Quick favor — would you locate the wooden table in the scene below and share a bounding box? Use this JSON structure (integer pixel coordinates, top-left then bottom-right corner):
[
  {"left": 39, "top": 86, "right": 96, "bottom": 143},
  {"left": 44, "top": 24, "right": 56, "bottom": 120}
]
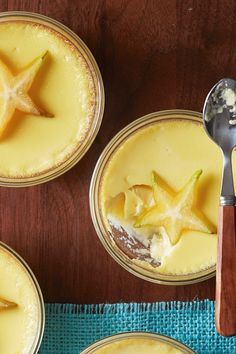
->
[{"left": 0, "top": 0, "right": 234, "bottom": 304}]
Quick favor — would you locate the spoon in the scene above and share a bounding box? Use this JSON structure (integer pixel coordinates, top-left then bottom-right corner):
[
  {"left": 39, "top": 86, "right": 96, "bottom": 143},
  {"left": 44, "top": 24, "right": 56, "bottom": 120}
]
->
[{"left": 203, "top": 78, "right": 236, "bottom": 336}]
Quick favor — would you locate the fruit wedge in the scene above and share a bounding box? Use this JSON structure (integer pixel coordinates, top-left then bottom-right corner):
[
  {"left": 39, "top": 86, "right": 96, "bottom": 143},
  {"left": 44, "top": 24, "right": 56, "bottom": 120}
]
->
[
  {"left": 0, "top": 51, "right": 52, "bottom": 136},
  {"left": 124, "top": 185, "right": 154, "bottom": 219},
  {"left": 135, "top": 170, "right": 215, "bottom": 245},
  {"left": 129, "top": 184, "right": 154, "bottom": 208},
  {"left": 107, "top": 193, "right": 125, "bottom": 220},
  {"left": 124, "top": 189, "right": 143, "bottom": 219},
  {"left": 0, "top": 297, "right": 17, "bottom": 311},
  {"left": 107, "top": 185, "right": 154, "bottom": 220}
]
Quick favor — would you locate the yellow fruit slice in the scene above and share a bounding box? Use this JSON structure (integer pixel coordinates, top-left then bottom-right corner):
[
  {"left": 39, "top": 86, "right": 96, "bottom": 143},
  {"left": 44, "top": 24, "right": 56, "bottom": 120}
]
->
[
  {"left": 124, "top": 189, "right": 143, "bottom": 219},
  {"left": 135, "top": 170, "right": 215, "bottom": 245},
  {"left": 125, "top": 185, "right": 154, "bottom": 219},
  {"left": 152, "top": 172, "right": 174, "bottom": 208},
  {"left": 175, "top": 169, "right": 202, "bottom": 206},
  {"left": 129, "top": 184, "right": 154, "bottom": 208},
  {"left": 0, "top": 297, "right": 17, "bottom": 311},
  {"left": 0, "top": 51, "right": 52, "bottom": 136},
  {"left": 107, "top": 193, "right": 125, "bottom": 220},
  {"left": 107, "top": 185, "right": 154, "bottom": 220}
]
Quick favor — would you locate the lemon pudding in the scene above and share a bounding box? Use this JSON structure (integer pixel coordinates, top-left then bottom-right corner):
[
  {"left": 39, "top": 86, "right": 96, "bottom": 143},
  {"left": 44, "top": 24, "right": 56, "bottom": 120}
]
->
[
  {"left": 0, "top": 243, "right": 44, "bottom": 354},
  {"left": 91, "top": 111, "right": 227, "bottom": 282},
  {"left": 81, "top": 333, "right": 194, "bottom": 354},
  {"left": 90, "top": 338, "right": 185, "bottom": 354},
  {"left": 0, "top": 13, "right": 103, "bottom": 183}
]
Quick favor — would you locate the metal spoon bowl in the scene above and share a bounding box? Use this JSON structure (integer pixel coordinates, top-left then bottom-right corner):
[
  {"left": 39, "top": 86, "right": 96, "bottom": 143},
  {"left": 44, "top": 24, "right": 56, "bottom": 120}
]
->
[{"left": 204, "top": 78, "right": 236, "bottom": 205}]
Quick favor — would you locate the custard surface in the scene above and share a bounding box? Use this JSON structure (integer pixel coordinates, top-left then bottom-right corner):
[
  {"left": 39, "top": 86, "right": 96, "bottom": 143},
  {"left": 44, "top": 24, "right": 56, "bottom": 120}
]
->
[
  {"left": 0, "top": 246, "right": 40, "bottom": 354},
  {"left": 100, "top": 119, "right": 227, "bottom": 275},
  {"left": 0, "top": 20, "right": 95, "bottom": 178},
  {"left": 93, "top": 338, "right": 184, "bottom": 354}
]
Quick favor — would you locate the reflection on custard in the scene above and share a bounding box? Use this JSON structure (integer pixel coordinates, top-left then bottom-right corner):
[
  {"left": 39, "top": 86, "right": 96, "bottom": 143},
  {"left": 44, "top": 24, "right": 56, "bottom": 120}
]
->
[{"left": 100, "top": 119, "right": 229, "bottom": 275}]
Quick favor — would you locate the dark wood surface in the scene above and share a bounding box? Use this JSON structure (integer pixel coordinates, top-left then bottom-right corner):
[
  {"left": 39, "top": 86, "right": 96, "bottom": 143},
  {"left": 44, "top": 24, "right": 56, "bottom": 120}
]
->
[
  {"left": 0, "top": 0, "right": 235, "bottom": 304},
  {"left": 216, "top": 206, "right": 236, "bottom": 336}
]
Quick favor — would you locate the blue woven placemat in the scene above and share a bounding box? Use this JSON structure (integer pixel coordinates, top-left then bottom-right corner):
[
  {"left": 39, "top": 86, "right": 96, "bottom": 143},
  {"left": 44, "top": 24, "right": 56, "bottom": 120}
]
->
[{"left": 39, "top": 300, "right": 236, "bottom": 354}]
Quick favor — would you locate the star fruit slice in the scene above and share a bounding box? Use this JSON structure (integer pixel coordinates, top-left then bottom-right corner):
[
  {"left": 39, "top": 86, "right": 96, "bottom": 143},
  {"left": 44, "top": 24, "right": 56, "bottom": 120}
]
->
[
  {"left": 135, "top": 170, "right": 215, "bottom": 245},
  {"left": 0, "top": 51, "right": 49, "bottom": 136},
  {"left": 0, "top": 297, "right": 17, "bottom": 311}
]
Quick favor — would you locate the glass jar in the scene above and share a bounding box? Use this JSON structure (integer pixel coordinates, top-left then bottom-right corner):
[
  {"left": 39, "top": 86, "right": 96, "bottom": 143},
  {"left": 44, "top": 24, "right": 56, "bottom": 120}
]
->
[
  {"left": 0, "top": 11, "right": 104, "bottom": 187},
  {"left": 90, "top": 109, "right": 217, "bottom": 285},
  {"left": 0, "top": 241, "right": 45, "bottom": 353},
  {"left": 81, "top": 332, "right": 195, "bottom": 354}
]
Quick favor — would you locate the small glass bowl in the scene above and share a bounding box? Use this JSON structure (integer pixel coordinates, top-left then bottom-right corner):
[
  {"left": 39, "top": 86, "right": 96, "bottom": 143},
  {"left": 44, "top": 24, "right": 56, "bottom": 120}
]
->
[
  {"left": 0, "top": 241, "right": 45, "bottom": 353},
  {"left": 81, "top": 332, "right": 195, "bottom": 354},
  {"left": 90, "top": 109, "right": 216, "bottom": 285},
  {"left": 0, "top": 11, "right": 104, "bottom": 187}
]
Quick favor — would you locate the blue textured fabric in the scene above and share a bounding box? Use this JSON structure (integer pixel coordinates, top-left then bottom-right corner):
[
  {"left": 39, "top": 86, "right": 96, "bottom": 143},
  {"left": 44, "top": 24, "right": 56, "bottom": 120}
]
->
[{"left": 39, "top": 300, "right": 236, "bottom": 354}]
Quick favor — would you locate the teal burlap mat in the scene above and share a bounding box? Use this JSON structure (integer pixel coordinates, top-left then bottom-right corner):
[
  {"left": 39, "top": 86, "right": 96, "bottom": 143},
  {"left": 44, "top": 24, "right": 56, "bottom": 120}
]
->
[{"left": 39, "top": 300, "right": 236, "bottom": 354}]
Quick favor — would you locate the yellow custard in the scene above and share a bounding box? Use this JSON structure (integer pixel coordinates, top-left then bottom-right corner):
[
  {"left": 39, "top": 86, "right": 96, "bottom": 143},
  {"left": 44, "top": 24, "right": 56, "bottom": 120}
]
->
[
  {"left": 100, "top": 118, "right": 231, "bottom": 276},
  {"left": 0, "top": 19, "right": 97, "bottom": 179},
  {"left": 0, "top": 245, "right": 42, "bottom": 354},
  {"left": 91, "top": 338, "right": 184, "bottom": 354}
]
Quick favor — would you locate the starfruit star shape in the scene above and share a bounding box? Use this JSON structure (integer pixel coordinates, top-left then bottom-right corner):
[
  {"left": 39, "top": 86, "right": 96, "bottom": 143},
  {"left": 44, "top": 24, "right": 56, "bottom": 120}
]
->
[
  {"left": 0, "top": 297, "right": 17, "bottom": 311},
  {"left": 135, "top": 170, "right": 215, "bottom": 245},
  {"left": 0, "top": 51, "right": 52, "bottom": 136}
]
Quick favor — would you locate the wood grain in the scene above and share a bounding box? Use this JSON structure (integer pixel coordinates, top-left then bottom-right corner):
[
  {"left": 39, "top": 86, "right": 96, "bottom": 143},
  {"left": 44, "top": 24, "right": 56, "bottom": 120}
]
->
[
  {"left": 216, "top": 206, "right": 236, "bottom": 336},
  {"left": 0, "top": 0, "right": 235, "bottom": 303}
]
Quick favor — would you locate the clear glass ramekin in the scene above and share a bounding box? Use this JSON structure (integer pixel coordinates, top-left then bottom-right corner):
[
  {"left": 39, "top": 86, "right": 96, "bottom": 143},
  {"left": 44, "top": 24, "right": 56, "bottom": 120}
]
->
[
  {"left": 0, "top": 241, "right": 45, "bottom": 353},
  {"left": 0, "top": 11, "right": 104, "bottom": 187},
  {"left": 90, "top": 109, "right": 216, "bottom": 285},
  {"left": 81, "top": 332, "right": 195, "bottom": 354}
]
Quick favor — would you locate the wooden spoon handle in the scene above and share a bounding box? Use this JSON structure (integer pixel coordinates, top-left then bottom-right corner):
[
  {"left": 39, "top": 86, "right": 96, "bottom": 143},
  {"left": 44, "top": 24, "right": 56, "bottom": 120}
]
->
[{"left": 216, "top": 205, "right": 236, "bottom": 336}]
